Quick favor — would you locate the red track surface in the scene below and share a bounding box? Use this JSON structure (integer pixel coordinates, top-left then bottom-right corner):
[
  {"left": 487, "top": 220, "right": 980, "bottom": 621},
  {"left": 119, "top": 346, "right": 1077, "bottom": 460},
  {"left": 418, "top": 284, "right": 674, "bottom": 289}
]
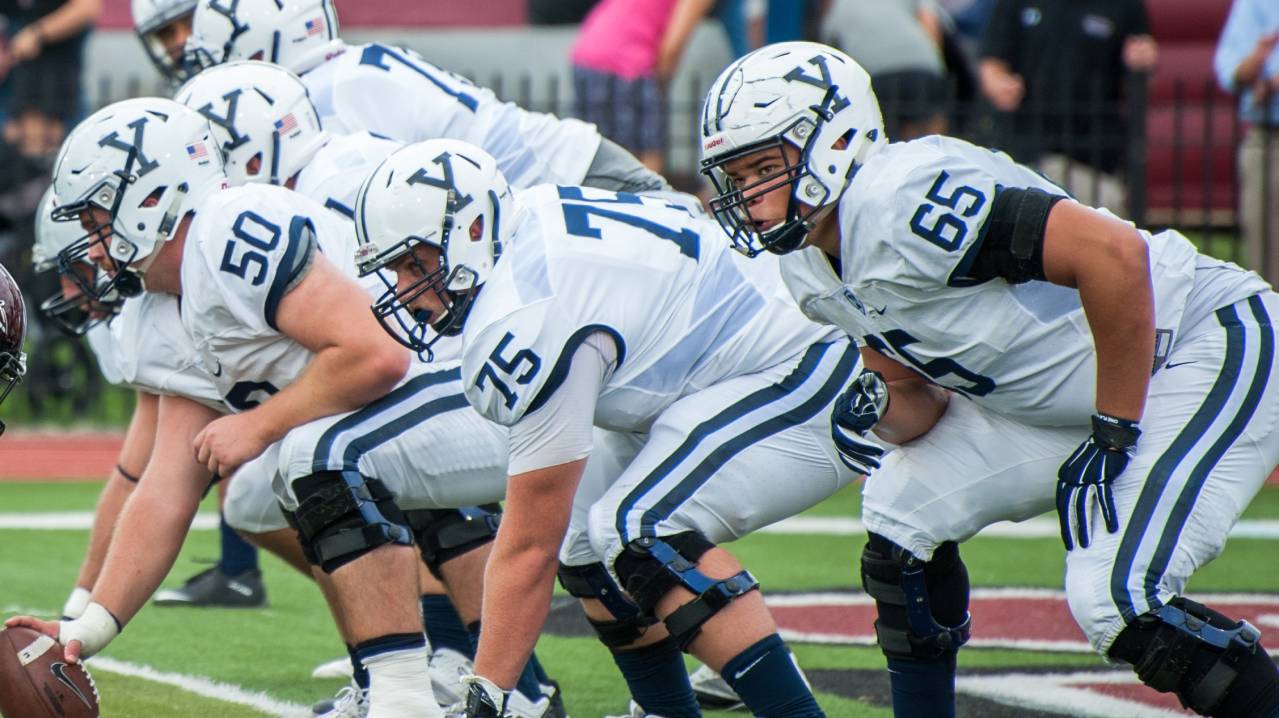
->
[{"left": 0, "top": 432, "right": 123, "bottom": 481}]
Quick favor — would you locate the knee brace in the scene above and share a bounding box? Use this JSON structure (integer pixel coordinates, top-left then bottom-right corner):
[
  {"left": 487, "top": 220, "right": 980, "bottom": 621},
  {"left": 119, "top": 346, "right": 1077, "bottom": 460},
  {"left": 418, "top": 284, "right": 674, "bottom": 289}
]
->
[
  {"left": 860, "top": 534, "right": 971, "bottom": 661},
  {"left": 286, "top": 471, "right": 413, "bottom": 573},
  {"left": 557, "top": 562, "right": 656, "bottom": 648},
  {"left": 405, "top": 504, "right": 502, "bottom": 578},
  {"left": 1108, "top": 597, "right": 1268, "bottom": 715},
  {"left": 613, "top": 532, "right": 759, "bottom": 651}
]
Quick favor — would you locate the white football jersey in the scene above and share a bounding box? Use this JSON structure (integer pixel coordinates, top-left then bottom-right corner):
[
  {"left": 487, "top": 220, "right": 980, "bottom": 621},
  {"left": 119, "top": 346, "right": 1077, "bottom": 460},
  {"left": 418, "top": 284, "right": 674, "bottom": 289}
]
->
[
  {"left": 109, "top": 293, "right": 225, "bottom": 410},
  {"left": 794, "top": 135, "right": 1265, "bottom": 426},
  {"left": 85, "top": 322, "right": 125, "bottom": 387},
  {"left": 302, "top": 42, "right": 600, "bottom": 190},
  {"left": 293, "top": 131, "right": 400, "bottom": 220},
  {"left": 179, "top": 185, "right": 358, "bottom": 411},
  {"left": 462, "top": 185, "right": 837, "bottom": 432}
]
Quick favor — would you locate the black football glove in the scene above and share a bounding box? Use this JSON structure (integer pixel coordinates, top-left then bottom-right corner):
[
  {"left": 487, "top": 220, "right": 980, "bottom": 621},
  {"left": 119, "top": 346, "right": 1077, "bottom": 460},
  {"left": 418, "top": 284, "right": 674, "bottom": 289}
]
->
[{"left": 1056, "top": 413, "right": 1141, "bottom": 551}]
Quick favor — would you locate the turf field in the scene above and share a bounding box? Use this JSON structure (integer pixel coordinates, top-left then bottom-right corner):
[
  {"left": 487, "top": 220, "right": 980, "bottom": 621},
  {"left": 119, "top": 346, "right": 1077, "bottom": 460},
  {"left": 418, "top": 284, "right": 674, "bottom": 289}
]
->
[{"left": 2, "top": 479, "right": 1278, "bottom": 717}]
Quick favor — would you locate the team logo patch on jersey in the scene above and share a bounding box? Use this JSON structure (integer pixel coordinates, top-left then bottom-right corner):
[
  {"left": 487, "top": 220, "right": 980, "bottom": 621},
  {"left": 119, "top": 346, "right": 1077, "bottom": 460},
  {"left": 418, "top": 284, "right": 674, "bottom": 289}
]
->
[{"left": 841, "top": 288, "right": 866, "bottom": 316}]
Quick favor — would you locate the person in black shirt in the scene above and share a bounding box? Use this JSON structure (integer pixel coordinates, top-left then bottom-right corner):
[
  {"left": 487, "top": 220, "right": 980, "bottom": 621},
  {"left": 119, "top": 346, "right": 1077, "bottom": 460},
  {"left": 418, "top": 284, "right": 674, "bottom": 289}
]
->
[{"left": 979, "top": 0, "right": 1157, "bottom": 216}]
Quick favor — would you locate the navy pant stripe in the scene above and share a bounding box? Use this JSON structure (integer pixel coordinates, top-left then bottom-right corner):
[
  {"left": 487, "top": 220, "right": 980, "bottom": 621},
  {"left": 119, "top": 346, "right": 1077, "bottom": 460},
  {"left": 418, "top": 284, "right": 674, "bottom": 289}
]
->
[
  {"left": 311, "top": 366, "right": 462, "bottom": 473},
  {"left": 1141, "top": 295, "right": 1274, "bottom": 608},
  {"left": 1110, "top": 304, "right": 1247, "bottom": 621},
  {"left": 340, "top": 393, "right": 471, "bottom": 471}
]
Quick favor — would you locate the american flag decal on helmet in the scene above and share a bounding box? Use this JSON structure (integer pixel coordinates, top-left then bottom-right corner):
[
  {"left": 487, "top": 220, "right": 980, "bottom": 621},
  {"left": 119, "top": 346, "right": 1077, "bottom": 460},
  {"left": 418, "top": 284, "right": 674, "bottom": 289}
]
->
[
  {"left": 305, "top": 18, "right": 324, "bottom": 37},
  {"left": 275, "top": 113, "right": 299, "bottom": 135},
  {"left": 186, "top": 141, "right": 210, "bottom": 164}
]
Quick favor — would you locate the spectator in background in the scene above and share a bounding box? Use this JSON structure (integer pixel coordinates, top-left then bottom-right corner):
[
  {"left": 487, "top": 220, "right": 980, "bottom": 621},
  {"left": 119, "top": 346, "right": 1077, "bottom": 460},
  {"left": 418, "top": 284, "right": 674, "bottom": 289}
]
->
[
  {"left": 528, "top": 0, "right": 600, "bottom": 25},
  {"left": 938, "top": 0, "right": 996, "bottom": 60},
  {"left": 821, "top": 0, "right": 950, "bottom": 140},
  {"left": 979, "top": 0, "right": 1157, "bottom": 216},
  {"left": 0, "top": 0, "right": 100, "bottom": 158},
  {"left": 1214, "top": 0, "right": 1279, "bottom": 287},
  {"left": 571, "top": 0, "right": 714, "bottom": 174}
]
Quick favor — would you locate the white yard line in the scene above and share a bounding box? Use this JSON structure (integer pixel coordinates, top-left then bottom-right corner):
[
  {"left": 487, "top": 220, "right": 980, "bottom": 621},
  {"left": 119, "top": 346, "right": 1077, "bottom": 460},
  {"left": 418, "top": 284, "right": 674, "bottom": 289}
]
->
[
  {"left": 86, "top": 656, "right": 310, "bottom": 718},
  {"left": 0, "top": 512, "right": 221, "bottom": 530},
  {"left": 957, "top": 670, "right": 1194, "bottom": 717}
]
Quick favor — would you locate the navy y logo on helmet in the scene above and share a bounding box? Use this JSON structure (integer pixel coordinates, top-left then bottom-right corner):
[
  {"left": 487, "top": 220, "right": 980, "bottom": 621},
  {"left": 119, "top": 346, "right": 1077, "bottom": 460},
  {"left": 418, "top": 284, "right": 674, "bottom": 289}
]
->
[
  {"left": 98, "top": 118, "right": 160, "bottom": 177},
  {"left": 193, "top": 88, "right": 251, "bottom": 151},
  {"left": 783, "top": 55, "right": 851, "bottom": 114},
  {"left": 407, "top": 151, "right": 476, "bottom": 214}
]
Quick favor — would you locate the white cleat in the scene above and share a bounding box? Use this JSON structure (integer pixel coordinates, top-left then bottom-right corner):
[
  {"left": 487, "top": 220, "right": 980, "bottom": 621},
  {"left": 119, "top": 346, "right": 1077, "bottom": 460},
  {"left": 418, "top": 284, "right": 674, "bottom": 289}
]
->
[
  {"left": 604, "top": 700, "right": 666, "bottom": 718},
  {"left": 312, "top": 656, "right": 355, "bottom": 680},
  {"left": 315, "top": 685, "right": 369, "bottom": 718},
  {"left": 427, "top": 647, "right": 473, "bottom": 707},
  {"left": 689, "top": 663, "right": 746, "bottom": 711}
]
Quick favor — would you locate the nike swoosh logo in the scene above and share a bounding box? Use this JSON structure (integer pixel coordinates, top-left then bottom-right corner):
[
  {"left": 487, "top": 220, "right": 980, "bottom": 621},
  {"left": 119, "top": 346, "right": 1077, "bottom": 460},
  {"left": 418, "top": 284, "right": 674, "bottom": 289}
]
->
[
  {"left": 211, "top": 361, "right": 223, "bottom": 377},
  {"left": 1163, "top": 361, "right": 1195, "bottom": 369},
  {"left": 51, "top": 662, "right": 94, "bottom": 709},
  {"left": 227, "top": 582, "right": 254, "bottom": 597},
  {"left": 732, "top": 654, "right": 768, "bottom": 681}
]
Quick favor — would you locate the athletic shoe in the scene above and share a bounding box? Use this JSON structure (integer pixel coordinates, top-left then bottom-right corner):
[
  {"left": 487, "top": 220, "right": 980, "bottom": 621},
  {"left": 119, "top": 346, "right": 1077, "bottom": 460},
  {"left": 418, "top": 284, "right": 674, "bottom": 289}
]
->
[
  {"left": 542, "top": 680, "right": 567, "bottom": 718},
  {"left": 313, "top": 685, "right": 368, "bottom": 718},
  {"left": 604, "top": 700, "right": 666, "bottom": 718},
  {"left": 689, "top": 663, "right": 745, "bottom": 711},
  {"left": 427, "top": 647, "right": 472, "bottom": 706},
  {"left": 312, "top": 656, "right": 355, "bottom": 680},
  {"left": 152, "top": 566, "right": 267, "bottom": 608}
]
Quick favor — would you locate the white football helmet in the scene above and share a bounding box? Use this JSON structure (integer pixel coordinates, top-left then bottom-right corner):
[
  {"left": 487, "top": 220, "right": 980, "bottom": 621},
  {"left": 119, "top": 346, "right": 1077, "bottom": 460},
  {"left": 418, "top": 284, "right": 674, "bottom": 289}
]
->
[
  {"left": 185, "top": 0, "right": 341, "bottom": 75},
  {"left": 176, "top": 60, "right": 327, "bottom": 186},
  {"left": 51, "top": 97, "right": 226, "bottom": 300},
  {"left": 32, "top": 187, "right": 123, "bottom": 336},
  {"left": 353, "top": 139, "right": 513, "bottom": 356},
  {"left": 132, "top": 0, "right": 199, "bottom": 82},
  {"left": 699, "top": 41, "right": 885, "bottom": 256}
]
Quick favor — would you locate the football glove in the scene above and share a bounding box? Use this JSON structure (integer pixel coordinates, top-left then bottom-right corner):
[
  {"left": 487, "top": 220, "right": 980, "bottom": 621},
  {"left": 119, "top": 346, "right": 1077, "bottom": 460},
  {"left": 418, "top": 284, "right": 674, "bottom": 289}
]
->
[
  {"left": 1056, "top": 414, "right": 1141, "bottom": 551},
  {"left": 831, "top": 369, "right": 889, "bottom": 475},
  {"left": 459, "top": 675, "right": 509, "bottom": 717}
]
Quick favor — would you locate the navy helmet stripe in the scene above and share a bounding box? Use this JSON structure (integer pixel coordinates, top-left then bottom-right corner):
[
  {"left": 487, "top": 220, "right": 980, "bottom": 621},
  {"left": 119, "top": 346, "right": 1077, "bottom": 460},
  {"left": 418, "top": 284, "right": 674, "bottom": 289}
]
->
[
  {"left": 1110, "top": 303, "right": 1247, "bottom": 620},
  {"left": 311, "top": 366, "right": 461, "bottom": 472},
  {"left": 611, "top": 340, "right": 842, "bottom": 543},
  {"left": 1140, "top": 295, "right": 1274, "bottom": 608},
  {"left": 637, "top": 341, "right": 857, "bottom": 537}
]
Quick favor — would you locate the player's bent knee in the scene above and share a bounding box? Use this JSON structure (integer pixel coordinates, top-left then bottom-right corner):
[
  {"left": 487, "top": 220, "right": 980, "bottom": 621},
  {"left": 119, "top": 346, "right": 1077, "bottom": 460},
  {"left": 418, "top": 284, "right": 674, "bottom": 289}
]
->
[
  {"left": 612, "top": 532, "right": 759, "bottom": 651},
  {"left": 860, "top": 533, "right": 971, "bottom": 661},
  {"left": 405, "top": 504, "right": 501, "bottom": 579},
  {"left": 1108, "top": 596, "right": 1277, "bottom": 716},
  {"left": 284, "top": 470, "right": 414, "bottom": 573},
  {"left": 558, "top": 561, "right": 657, "bottom": 648}
]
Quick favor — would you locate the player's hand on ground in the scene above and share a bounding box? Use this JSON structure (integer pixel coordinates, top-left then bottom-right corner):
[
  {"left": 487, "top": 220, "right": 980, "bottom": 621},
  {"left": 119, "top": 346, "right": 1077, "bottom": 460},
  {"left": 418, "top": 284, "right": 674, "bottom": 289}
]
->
[
  {"left": 831, "top": 369, "right": 889, "bottom": 475},
  {"left": 3, "top": 616, "right": 79, "bottom": 663},
  {"left": 193, "top": 413, "right": 270, "bottom": 478},
  {"left": 459, "top": 675, "right": 509, "bottom": 717},
  {"left": 1056, "top": 414, "right": 1141, "bottom": 550}
]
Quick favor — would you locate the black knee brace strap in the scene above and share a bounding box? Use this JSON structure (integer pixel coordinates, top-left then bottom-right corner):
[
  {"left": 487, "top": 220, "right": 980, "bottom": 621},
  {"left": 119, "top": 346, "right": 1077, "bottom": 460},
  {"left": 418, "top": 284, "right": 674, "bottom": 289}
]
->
[
  {"left": 1109, "top": 597, "right": 1263, "bottom": 714},
  {"left": 614, "top": 533, "right": 759, "bottom": 651},
  {"left": 405, "top": 504, "right": 502, "bottom": 577},
  {"left": 290, "top": 471, "right": 413, "bottom": 573},
  {"left": 558, "top": 562, "right": 656, "bottom": 647},
  {"left": 861, "top": 535, "right": 971, "bottom": 660}
]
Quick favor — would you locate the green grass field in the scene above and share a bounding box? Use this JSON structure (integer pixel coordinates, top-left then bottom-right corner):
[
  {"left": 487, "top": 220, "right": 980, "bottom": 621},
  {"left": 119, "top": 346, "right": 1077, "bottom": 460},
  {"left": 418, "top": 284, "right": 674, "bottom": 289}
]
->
[{"left": 2, "top": 480, "right": 1277, "bottom": 717}]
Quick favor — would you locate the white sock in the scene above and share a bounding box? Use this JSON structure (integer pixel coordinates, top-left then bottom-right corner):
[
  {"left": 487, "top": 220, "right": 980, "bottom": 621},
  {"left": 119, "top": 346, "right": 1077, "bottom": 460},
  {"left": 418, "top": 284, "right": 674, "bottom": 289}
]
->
[{"left": 363, "top": 644, "right": 443, "bottom": 718}]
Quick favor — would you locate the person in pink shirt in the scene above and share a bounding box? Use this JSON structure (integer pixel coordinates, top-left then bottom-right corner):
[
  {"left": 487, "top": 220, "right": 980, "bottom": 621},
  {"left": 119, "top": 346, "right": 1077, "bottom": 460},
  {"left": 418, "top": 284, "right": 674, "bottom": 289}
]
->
[{"left": 571, "top": 0, "right": 713, "bottom": 173}]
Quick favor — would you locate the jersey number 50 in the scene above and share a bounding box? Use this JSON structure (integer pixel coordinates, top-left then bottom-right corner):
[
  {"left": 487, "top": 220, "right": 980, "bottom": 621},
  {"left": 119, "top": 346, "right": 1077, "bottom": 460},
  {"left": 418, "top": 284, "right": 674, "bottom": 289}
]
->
[{"left": 219, "top": 211, "right": 280, "bottom": 286}]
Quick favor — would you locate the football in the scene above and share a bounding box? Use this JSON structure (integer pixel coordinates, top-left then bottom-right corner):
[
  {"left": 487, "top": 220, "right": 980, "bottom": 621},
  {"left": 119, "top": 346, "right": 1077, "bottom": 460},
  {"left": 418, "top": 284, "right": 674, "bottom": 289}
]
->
[{"left": 0, "top": 626, "right": 99, "bottom": 718}]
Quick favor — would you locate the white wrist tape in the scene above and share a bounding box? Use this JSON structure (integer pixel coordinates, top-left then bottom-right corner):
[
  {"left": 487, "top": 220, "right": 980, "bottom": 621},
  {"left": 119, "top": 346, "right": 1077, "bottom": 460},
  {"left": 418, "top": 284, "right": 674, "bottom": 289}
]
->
[
  {"left": 61, "top": 587, "right": 92, "bottom": 620},
  {"left": 59, "top": 602, "right": 121, "bottom": 659}
]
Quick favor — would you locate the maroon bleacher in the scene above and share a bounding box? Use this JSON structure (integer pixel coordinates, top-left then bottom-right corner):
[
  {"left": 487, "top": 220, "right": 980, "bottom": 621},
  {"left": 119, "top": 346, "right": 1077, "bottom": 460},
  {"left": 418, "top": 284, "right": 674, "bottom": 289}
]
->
[{"left": 1143, "top": 0, "right": 1239, "bottom": 227}]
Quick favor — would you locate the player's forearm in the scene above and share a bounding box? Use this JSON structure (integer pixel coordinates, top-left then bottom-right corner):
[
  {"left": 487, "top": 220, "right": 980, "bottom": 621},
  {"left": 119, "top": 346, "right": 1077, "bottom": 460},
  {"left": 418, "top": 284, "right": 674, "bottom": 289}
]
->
[
  {"left": 90, "top": 477, "right": 204, "bottom": 625},
  {"left": 246, "top": 346, "right": 406, "bottom": 445},
  {"left": 874, "top": 379, "right": 949, "bottom": 444},
  {"left": 473, "top": 531, "right": 560, "bottom": 689},
  {"left": 73, "top": 471, "right": 134, "bottom": 590},
  {"left": 1077, "top": 245, "right": 1154, "bottom": 422},
  {"left": 29, "top": 0, "right": 101, "bottom": 44}
]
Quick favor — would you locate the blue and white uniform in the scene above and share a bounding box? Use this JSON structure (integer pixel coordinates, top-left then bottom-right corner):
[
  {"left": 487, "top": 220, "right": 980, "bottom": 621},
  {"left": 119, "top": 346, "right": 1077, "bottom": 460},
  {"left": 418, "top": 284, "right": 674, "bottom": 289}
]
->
[
  {"left": 302, "top": 43, "right": 600, "bottom": 190},
  {"left": 178, "top": 186, "right": 510, "bottom": 531},
  {"left": 459, "top": 185, "right": 864, "bottom": 568},
  {"left": 782, "top": 135, "right": 1279, "bottom": 652}
]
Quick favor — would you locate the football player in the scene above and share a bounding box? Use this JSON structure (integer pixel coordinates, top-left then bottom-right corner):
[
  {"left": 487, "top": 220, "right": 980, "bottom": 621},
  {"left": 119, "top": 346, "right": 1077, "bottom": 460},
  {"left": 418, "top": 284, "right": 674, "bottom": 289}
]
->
[
  {"left": 181, "top": 0, "right": 686, "bottom": 200},
  {"left": 175, "top": 61, "right": 564, "bottom": 717},
  {"left": 0, "top": 261, "right": 26, "bottom": 438},
  {"left": 354, "top": 138, "right": 886, "bottom": 718},
  {"left": 132, "top": 0, "right": 198, "bottom": 83},
  {"left": 699, "top": 42, "right": 1279, "bottom": 718}
]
